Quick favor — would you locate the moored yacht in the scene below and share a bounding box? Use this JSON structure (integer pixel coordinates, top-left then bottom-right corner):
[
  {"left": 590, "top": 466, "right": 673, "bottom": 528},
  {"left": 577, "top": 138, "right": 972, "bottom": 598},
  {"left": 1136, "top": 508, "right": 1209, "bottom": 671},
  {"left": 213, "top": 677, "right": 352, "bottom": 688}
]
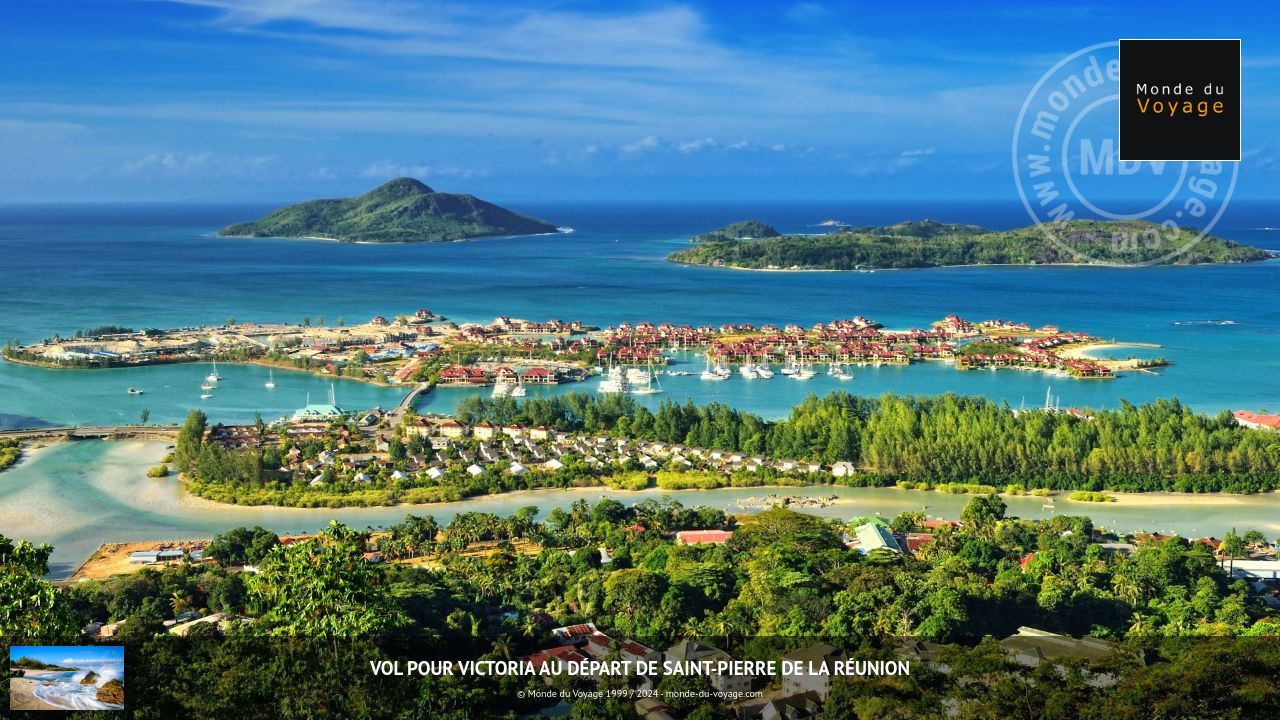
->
[
  {"left": 700, "top": 355, "right": 730, "bottom": 381},
  {"left": 597, "top": 366, "right": 629, "bottom": 393}
]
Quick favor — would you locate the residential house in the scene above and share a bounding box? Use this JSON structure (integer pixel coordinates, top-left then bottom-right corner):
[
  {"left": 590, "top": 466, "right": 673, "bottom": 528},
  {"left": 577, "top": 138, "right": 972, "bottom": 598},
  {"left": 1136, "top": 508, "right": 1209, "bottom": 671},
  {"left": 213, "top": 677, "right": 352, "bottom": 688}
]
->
[
  {"left": 664, "top": 639, "right": 753, "bottom": 695},
  {"left": 781, "top": 643, "right": 849, "bottom": 700}
]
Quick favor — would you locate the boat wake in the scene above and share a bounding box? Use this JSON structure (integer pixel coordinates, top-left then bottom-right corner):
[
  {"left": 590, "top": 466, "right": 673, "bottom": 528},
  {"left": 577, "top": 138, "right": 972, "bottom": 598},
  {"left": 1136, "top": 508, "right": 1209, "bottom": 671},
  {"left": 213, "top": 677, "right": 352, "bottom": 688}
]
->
[{"left": 1171, "top": 320, "right": 1239, "bottom": 327}]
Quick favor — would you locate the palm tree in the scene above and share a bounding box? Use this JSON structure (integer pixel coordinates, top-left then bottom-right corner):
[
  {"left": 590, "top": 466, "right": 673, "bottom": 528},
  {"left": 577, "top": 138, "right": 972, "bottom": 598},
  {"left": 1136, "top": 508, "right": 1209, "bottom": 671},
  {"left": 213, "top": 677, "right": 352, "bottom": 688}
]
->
[
  {"left": 170, "top": 592, "right": 191, "bottom": 616},
  {"left": 490, "top": 635, "right": 513, "bottom": 660}
]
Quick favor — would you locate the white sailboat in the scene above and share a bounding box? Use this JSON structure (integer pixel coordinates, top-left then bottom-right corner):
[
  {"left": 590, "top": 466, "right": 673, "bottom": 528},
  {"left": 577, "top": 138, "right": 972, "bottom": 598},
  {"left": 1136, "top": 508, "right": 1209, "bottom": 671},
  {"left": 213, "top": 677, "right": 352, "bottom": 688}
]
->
[
  {"left": 265, "top": 369, "right": 276, "bottom": 389},
  {"left": 829, "top": 363, "right": 853, "bottom": 381},
  {"left": 510, "top": 371, "right": 527, "bottom": 397},
  {"left": 700, "top": 355, "right": 729, "bottom": 381},
  {"left": 630, "top": 359, "right": 663, "bottom": 394},
  {"left": 754, "top": 357, "right": 774, "bottom": 379},
  {"left": 206, "top": 359, "right": 220, "bottom": 383},
  {"left": 597, "top": 366, "right": 628, "bottom": 393},
  {"left": 492, "top": 378, "right": 514, "bottom": 398},
  {"left": 789, "top": 361, "right": 816, "bottom": 380}
]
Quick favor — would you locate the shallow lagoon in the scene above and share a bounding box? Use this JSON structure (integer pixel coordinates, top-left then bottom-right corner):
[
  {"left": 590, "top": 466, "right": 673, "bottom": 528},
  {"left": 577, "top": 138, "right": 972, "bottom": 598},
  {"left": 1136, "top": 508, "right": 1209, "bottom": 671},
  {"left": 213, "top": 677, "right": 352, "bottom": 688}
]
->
[{"left": 4, "top": 441, "right": 1278, "bottom": 578}]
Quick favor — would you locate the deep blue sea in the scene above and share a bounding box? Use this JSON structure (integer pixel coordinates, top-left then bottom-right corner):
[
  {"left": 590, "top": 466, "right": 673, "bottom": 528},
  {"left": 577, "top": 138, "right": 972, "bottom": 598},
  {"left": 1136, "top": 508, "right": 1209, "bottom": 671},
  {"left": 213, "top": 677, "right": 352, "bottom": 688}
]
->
[{"left": 1, "top": 200, "right": 1278, "bottom": 426}]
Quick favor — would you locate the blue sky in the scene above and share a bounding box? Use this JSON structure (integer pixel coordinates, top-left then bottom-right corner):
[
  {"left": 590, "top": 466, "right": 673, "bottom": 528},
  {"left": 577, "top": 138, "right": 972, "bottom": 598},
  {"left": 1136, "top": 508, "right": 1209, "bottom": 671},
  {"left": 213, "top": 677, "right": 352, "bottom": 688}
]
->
[
  {"left": 1, "top": 0, "right": 1277, "bottom": 202},
  {"left": 10, "top": 645, "right": 124, "bottom": 667}
]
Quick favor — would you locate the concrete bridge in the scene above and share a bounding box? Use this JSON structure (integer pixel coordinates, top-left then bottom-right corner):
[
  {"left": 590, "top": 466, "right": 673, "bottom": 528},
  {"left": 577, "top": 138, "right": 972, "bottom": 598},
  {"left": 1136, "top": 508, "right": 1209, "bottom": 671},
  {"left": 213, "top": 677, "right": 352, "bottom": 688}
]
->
[
  {"left": 390, "top": 382, "right": 431, "bottom": 418},
  {"left": 0, "top": 425, "right": 180, "bottom": 442}
]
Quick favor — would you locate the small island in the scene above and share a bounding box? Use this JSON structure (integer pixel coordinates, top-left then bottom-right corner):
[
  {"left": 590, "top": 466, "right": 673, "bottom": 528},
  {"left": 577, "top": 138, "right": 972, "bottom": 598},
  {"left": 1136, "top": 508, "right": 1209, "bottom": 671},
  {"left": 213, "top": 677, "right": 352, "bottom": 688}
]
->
[
  {"left": 690, "top": 219, "right": 781, "bottom": 243},
  {"left": 670, "top": 219, "right": 1274, "bottom": 269},
  {"left": 219, "top": 177, "right": 558, "bottom": 243}
]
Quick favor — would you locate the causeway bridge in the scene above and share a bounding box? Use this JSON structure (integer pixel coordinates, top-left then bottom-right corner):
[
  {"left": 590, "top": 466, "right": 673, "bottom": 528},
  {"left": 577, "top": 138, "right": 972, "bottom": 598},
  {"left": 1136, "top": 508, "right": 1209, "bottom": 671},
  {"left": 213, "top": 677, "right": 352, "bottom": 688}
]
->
[{"left": 0, "top": 425, "right": 180, "bottom": 442}]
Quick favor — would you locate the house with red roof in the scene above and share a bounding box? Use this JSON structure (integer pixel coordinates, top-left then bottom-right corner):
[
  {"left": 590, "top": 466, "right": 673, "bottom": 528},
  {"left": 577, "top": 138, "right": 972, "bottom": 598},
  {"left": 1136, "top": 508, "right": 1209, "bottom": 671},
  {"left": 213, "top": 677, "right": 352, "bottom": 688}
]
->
[
  {"left": 1234, "top": 410, "right": 1280, "bottom": 431},
  {"left": 675, "top": 529, "right": 734, "bottom": 545}
]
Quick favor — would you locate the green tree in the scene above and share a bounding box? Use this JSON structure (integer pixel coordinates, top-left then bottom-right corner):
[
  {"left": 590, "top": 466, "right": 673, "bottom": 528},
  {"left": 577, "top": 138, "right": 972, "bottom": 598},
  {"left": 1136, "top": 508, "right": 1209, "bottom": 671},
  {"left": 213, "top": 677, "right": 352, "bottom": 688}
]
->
[
  {"left": 0, "top": 534, "right": 79, "bottom": 642},
  {"left": 960, "top": 493, "right": 1006, "bottom": 538},
  {"left": 248, "top": 521, "right": 409, "bottom": 637}
]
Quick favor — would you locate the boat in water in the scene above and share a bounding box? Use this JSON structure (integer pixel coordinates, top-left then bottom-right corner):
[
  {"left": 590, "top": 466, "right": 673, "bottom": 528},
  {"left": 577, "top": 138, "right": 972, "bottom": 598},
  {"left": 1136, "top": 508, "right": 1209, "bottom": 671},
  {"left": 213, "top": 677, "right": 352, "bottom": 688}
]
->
[
  {"left": 829, "top": 364, "right": 854, "bottom": 381},
  {"left": 509, "top": 372, "right": 527, "bottom": 397},
  {"left": 127, "top": 387, "right": 144, "bottom": 395},
  {"left": 265, "top": 369, "right": 275, "bottom": 389},
  {"left": 206, "top": 359, "right": 221, "bottom": 383},
  {"left": 200, "top": 393, "right": 213, "bottom": 399},
  {"left": 629, "top": 359, "right": 663, "bottom": 395},
  {"left": 597, "top": 366, "right": 629, "bottom": 393},
  {"left": 200, "top": 382, "right": 216, "bottom": 391},
  {"left": 789, "top": 361, "right": 816, "bottom": 380},
  {"left": 492, "top": 379, "right": 514, "bottom": 398},
  {"left": 700, "top": 355, "right": 731, "bottom": 381}
]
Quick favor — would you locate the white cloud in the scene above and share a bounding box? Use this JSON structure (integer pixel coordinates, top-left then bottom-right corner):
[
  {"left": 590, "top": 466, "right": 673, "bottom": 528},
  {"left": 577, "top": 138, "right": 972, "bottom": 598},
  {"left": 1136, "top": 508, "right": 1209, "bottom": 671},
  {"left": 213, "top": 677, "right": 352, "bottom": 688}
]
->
[
  {"left": 620, "top": 136, "right": 661, "bottom": 155},
  {"left": 899, "top": 147, "right": 936, "bottom": 157},
  {"left": 116, "top": 151, "right": 276, "bottom": 178},
  {"left": 677, "top": 137, "right": 718, "bottom": 154},
  {"left": 728, "top": 140, "right": 750, "bottom": 150},
  {"left": 359, "top": 161, "right": 484, "bottom": 180},
  {"left": 0, "top": 117, "right": 86, "bottom": 142}
]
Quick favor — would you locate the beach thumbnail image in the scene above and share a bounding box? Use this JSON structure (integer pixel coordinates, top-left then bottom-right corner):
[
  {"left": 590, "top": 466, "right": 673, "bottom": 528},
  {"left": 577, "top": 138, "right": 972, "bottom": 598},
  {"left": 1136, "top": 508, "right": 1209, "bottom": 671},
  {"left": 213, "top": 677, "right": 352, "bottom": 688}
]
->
[{"left": 8, "top": 646, "right": 124, "bottom": 711}]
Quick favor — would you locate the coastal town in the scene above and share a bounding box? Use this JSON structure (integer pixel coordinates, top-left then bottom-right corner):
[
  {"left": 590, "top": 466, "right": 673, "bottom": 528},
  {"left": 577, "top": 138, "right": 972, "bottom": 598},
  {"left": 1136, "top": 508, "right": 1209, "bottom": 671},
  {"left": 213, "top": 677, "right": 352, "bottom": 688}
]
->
[{"left": 3, "top": 310, "right": 1156, "bottom": 400}]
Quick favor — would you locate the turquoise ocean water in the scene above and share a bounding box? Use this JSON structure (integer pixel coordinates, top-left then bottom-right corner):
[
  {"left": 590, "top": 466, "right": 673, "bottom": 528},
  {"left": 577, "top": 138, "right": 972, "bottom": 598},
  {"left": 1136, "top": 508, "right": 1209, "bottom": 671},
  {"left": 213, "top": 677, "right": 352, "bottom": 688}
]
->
[
  {"left": 2, "top": 201, "right": 1279, "bottom": 571},
  {"left": 2, "top": 200, "right": 1277, "bottom": 426}
]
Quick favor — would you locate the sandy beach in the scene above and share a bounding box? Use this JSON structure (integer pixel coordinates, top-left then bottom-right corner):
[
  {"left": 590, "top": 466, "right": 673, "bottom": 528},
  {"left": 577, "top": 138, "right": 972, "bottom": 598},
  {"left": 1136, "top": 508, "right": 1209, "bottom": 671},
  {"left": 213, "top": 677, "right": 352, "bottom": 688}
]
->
[
  {"left": 1102, "top": 490, "right": 1271, "bottom": 507},
  {"left": 1059, "top": 342, "right": 1164, "bottom": 370},
  {"left": 10, "top": 671, "right": 66, "bottom": 711}
]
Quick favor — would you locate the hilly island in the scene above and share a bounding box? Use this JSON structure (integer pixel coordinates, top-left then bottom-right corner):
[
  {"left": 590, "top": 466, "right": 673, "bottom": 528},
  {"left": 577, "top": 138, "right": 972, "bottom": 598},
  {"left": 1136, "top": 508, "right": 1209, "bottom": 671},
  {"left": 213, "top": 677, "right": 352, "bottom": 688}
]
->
[
  {"left": 219, "top": 177, "right": 557, "bottom": 243},
  {"left": 670, "top": 219, "right": 1274, "bottom": 269}
]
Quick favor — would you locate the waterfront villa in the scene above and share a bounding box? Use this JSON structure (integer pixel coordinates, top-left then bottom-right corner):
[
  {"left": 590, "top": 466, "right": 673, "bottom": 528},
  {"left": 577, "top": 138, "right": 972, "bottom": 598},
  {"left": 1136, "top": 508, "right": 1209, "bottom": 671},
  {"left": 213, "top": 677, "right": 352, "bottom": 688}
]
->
[{"left": 291, "top": 386, "right": 346, "bottom": 422}]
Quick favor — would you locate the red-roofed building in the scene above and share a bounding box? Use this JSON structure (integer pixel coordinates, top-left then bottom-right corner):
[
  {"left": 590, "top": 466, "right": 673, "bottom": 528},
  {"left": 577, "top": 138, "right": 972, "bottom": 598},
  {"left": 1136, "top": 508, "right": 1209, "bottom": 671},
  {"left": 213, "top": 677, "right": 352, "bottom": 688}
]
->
[
  {"left": 1234, "top": 410, "right": 1280, "bottom": 431},
  {"left": 675, "top": 530, "right": 734, "bottom": 545},
  {"left": 905, "top": 533, "right": 934, "bottom": 555},
  {"left": 923, "top": 520, "right": 962, "bottom": 530},
  {"left": 1019, "top": 552, "right": 1035, "bottom": 572},
  {"left": 523, "top": 645, "right": 589, "bottom": 669},
  {"left": 552, "top": 622, "right": 598, "bottom": 645}
]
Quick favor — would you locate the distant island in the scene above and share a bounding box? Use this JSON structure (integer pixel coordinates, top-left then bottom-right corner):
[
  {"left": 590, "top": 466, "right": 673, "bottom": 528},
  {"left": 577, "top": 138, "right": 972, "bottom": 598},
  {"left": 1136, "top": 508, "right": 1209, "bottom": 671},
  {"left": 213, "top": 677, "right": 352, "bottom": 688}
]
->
[
  {"left": 219, "top": 177, "right": 558, "bottom": 243},
  {"left": 669, "top": 219, "right": 1274, "bottom": 269},
  {"left": 690, "top": 219, "right": 781, "bottom": 242}
]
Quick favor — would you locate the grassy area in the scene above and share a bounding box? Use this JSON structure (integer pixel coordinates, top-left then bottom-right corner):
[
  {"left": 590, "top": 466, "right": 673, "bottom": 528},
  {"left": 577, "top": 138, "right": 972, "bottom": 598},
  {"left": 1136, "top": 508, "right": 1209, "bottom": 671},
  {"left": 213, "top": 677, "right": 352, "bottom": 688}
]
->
[
  {"left": 0, "top": 438, "right": 22, "bottom": 472},
  {"left": 1069, "top": 490, "right": 1116, "bottom": 503}
]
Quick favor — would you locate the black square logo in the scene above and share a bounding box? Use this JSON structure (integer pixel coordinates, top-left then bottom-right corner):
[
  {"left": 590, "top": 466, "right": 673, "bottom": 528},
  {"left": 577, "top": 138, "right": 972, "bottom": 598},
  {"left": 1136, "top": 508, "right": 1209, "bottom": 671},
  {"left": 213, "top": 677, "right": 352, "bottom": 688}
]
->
[{"left": 1120, "top": 39, "right": 1240, "bottom": 161}]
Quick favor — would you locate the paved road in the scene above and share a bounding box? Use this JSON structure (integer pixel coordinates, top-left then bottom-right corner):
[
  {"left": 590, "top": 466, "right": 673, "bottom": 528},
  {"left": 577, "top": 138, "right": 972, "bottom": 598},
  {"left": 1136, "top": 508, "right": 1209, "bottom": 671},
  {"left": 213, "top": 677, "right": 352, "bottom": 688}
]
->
[{"left": 0, "top": 425, "right": 180, "bottom": 440}]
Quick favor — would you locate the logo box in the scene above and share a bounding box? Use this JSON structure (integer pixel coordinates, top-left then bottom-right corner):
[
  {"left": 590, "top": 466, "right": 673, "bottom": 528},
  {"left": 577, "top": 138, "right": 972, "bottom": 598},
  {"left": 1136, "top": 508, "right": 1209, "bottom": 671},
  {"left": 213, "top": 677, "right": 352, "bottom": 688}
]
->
[{"left": 1119, "top": 39, "right": 1240, "bottom": 161}]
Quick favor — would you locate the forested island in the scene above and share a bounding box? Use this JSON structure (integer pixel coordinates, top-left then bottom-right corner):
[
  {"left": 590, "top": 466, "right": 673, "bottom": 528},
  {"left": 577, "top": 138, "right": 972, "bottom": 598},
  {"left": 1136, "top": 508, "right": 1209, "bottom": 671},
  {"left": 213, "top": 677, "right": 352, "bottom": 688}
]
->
[
  {"left": 669, "top": 219, "right": 1274, "bottom": 269},
  {"left": 174, "top": 391, "right": 1280, "bottom": 509},
  {"left": 219, "top": 177, "right": 558, "bottom": 243},
  {"left": 690, "top": 219, "right": 781, "bottom": 242}
]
